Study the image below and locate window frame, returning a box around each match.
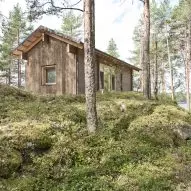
[42,65,56,86]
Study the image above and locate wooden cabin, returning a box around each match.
[12,26,140,95]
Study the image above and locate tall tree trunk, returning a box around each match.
[142,0,151,99]
[84,0,97,133]
[166,24,175,101]
[186,21,191,111]
[18,59,21,87]
[7,68,11,85]
[161,62,166,94]
[139,37,143,92]
[17,29,21,87]
[154,40,158,100]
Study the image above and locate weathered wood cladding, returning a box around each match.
[77,49,85,94]
[25,35,133,95]
[122,68,132,91]
[65,51,77,95]
[26,36,77,95]
[97,58,133,92]
[116,72,122,91]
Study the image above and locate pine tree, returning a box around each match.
[61,10,83,39]
[0,3,33,86]
[150,0,175,100]
[171,0,191,110]
[141,0,151,99]
[107,38,119,58]
[129,17,143,91]
[131,0,182,99]
[84,0,97,133]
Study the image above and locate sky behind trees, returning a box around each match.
[0,0,178,62]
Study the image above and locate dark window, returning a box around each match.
[120,73,123,91]
[46,67,56,84]
[100,71,104,89]
[112,75,115,90]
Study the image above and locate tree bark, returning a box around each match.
[84,0,97,133]
[142,0,151,99]
[186,21,191,111]
[166,25,175,101]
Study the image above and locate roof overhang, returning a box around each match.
[12,26,141,71]
[96,49,140,71]
[12,26,83,58]
[12,27,44,57]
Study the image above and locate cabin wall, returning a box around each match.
[116,72,122,91]
[76,50,100,94]
[77,49,85,94]
[26,36,77,95]
[97,63,133,92]
[122,68,133,91]
[25,35,134,95]
[65,51,77,95]
[26,41,42,94]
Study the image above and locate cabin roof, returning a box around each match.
[12,25,141,71]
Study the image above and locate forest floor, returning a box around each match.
[0,84,191,191]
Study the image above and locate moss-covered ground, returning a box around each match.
[0,84,191,190]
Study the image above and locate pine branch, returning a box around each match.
[26,0,84,20]
[49,0,83,12]
[70,0,83,8]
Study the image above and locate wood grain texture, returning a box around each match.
[25,36,133,95]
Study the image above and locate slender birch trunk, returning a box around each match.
[17,29,21,87]
[186,21,191,111]
[8,68,11,85]
[142,0,151,99]
[84,0,97,133]
[166,24,175,101]
[154,39,158,100]
[139,38,143,92]
[161,62,166,94]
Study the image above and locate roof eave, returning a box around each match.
[11,25,141,71]
[95,49,141,71]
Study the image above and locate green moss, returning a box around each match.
[0,84,35,101]
[0,147,22,178]
[117,162,174,191]
[0,121,52,151]
[96,91,146,101]
[128,105,189,147]
[0,176,62,191]
[1,85,191,190]
[153,105,191,123]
